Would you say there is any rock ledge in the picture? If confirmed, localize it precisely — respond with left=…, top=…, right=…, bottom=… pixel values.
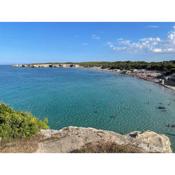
left=0, top=126, right=172, bottom=153
left=37, top=126, right=172, bottom=153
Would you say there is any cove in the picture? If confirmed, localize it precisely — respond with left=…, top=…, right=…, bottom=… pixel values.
left=0, top=65, right=175, bottom=150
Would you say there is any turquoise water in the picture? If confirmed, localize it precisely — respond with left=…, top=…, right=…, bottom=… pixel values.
left=1, top=66, right=175, bottom=150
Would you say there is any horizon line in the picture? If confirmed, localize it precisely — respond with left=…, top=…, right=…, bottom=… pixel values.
left=1, top=59, right=175, bottom=65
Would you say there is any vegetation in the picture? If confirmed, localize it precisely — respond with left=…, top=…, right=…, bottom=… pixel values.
left=79, top=60, right=175, bottom=75
left=26, top=60, right=175, bottom=75
left=71, top=141, right=144, bottom=153
left=0, top=104, right=48, bottom=140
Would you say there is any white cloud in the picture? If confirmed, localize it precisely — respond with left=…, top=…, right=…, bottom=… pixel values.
left=91, top=34, right=101, bottom=40
left=152, top=48, right=175, bottom=54
left=108, top=26, right=175, bottom=54
left=108, top=37, right=161, bottom=53
left=152, top=48, right=162, bottom=53
left=147, top=25, right=160, bottom=29
left=168, top=26, right=175, bottom=44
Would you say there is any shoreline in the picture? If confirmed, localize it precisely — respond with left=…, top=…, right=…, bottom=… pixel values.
left=83, top=66, right=175, bottom=93
left=12, top=63, right=175, bottom=92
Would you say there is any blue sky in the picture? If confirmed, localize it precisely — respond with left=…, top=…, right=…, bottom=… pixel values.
left=0, top=22, right=175, bottom=64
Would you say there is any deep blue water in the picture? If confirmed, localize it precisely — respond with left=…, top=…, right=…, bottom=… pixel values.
left=1, top=65, right=175, bottom=150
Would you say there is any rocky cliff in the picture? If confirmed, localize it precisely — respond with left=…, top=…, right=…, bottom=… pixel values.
left=0, top=126, right=172, bottom=153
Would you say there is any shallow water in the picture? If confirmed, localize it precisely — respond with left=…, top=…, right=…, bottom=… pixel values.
left=0, top=66, right=175, bottom=150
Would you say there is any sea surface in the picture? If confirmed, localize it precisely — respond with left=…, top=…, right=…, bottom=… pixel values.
left=1, top=65, right=175, bottom=150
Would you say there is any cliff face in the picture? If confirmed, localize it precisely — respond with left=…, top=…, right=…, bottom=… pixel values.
left=13, top=63, right=80, bottom=68
left=0, top=126, right=172, bottom=153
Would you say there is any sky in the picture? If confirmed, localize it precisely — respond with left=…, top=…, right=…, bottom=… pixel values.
left=0, top=22, right=175, bottom=64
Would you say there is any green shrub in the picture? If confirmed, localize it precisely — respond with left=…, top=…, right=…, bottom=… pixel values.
left=0, top=104, right=48, bottom=140
left=79, top=60, right=175, bottom=73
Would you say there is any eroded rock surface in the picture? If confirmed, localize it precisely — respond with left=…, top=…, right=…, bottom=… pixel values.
left=0, top=126, right=172, bottom=153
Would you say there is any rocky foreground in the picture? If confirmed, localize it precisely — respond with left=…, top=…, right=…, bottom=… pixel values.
left=0, top=126, right=172, bottom=153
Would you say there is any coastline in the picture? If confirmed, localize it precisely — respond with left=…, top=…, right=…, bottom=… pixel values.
left=4, top=64, right=175, bottom=152
left=12, top=63, right=175, bottom=92
left=84, top=66, right=175, bottom=93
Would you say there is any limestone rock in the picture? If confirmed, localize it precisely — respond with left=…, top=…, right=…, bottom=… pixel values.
left=36, top=127, right=172, bottom=153
left=0, top=126, right=172, bottom=153
left=127, top=130, right=172, bottom=153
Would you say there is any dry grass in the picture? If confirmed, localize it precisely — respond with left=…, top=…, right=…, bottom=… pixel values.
left=0, top=135, right=42, bottom=153
left=71, top=141, right=144, bottom=153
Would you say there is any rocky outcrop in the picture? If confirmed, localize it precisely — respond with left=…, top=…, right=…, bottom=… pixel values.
left=13, top=63, right=80, bottom=68
left=0, top=126, right=172, bottom=153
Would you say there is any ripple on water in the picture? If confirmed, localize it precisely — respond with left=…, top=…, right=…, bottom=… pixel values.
left=0, top=66, right=175, bottom=150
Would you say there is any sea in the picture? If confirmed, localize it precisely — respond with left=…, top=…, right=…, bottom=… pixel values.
left=0, top=65, right=175, bottom=150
